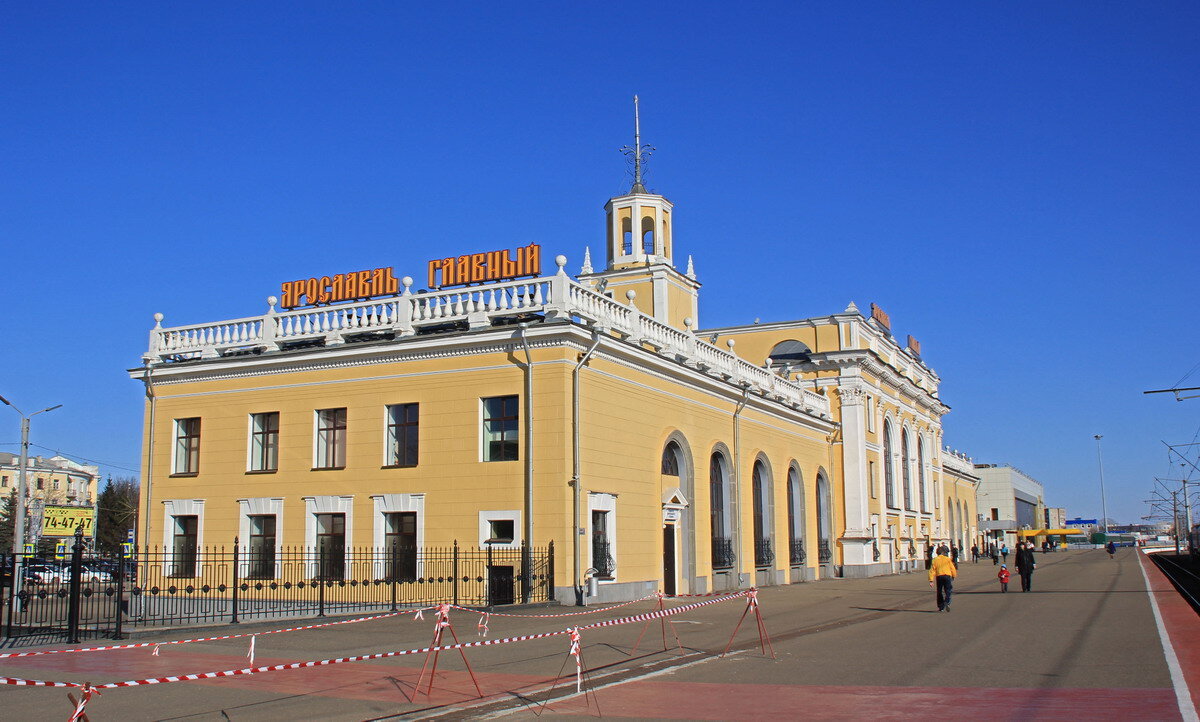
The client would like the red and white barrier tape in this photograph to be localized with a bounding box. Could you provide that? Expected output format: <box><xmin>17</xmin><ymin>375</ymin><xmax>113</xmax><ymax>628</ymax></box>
<box><xmin>448</xmin><ymin>593</ymin><xmax>657</xmax><ymax>620</ymax></box>
<box><xmin>67</xmin><ymin>683</ymin><xmax>100</xmax><ymax>722</ymax></box>
<box><xmin>0</xmin><ymin>591</ymin><xmax>751</xmax><ymax>692</ymax></box>
<box><xmin>0</xmin><ymin>607</ymin><xmax>433</xmax><ymax>660</ymax></box>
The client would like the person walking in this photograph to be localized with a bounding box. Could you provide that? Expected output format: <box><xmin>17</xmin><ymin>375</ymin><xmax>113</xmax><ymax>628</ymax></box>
<box><xmin>990</xmin><ymin>543</ymin><xmax>998</xmax><ymax>565</ymax></box>
<box><xmin>1015</xmin><ymin>541</ymin><xmax>1037</xmax><ymax>592</ymax></box>
<box><xmin>1001</xmin><ymin>543</ymin><xmax>1009</xmax><ymax>563</ymax></box>
<box><xmin>971</xmin><ymin>544</ymin><xmax>980</xmax><ymax>563</ymax></box>
<box><xmin>950</xmin><ymin>545</ymin><xmax>960</xmax><ymax>566</ymax></box>
<box><xmin>928</xmin><ymin>545</ymin><xmax>957</xmax><ymax>612</ymax></box>
<box><xmin>997</xmin><ymin>564</ymin><xmax>1010</xmax><ymax>593</ymax></box>
<box><xmin>1106</xmin><ymin>540</ymin><xmax>1116</xmax><ymax>559</ymax></box>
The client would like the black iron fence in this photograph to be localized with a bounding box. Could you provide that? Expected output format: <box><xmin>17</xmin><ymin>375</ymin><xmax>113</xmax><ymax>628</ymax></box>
<box><xmin>789</xmin><ymin>539</ymin><xmax>806</xmax><ymax>566</ymax></box>
<box><xmin>818</xmin><ymin>539</ymin><xmax>832</xmax><ymax>563</ymax></box>
<box><xmin>712</xmin><ymin>537</ymin><xmax>735</xmax><ymax>569</ymax></box>
<box><xmin>753</xmin><ymin>539</ymin><xmax>775</xmax><ymax>567</ymax></box>
<box><xmin>3</xmin><ymin>537</ymin><xmax>554</xmax><ymax>643</ymax></box>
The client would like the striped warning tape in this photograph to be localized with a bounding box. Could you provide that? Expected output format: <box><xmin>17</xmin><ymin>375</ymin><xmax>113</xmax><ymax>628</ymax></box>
<box><xmin>0</xmin><ymin>590</ymin><xmax>752</xmax><ymax>691</ymax></box>
<box><xmin>0</xmin><ymin>606</ymin><xmax>434</xmax><ymax>660</ymax></box>
<box><xmin>448</xmin><ymin>593</ymin><xmax>657</xmax><ymax>619</ymax></box>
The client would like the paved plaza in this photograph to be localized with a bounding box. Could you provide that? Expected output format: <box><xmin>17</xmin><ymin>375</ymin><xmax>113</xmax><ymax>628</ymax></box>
<box><xmin>2</xmin><ymin>548</ymin><xmax>1197</xmax><ymax>720</ymax></box>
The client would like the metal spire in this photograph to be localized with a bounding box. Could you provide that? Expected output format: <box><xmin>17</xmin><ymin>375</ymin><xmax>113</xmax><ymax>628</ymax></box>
<box><xmin>619</xmin><ymin>94</ymin><xmax>654</xmax><ymax>194</ymax></box>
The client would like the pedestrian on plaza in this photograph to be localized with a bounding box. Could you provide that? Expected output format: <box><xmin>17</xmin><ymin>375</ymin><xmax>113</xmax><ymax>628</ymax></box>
<box><xmin>1015</xmin><ymin>541</ymin><xmax>1037</xmax><ymax>592</ymax></box>
<box><xmin>929</xmin><ymin>545</ymin><xmax>957</xmax><ymax>612</ymax></box>
<box><xmin>1001</xmin><ymin>543</ymin><xmax>1009</xmax><ymax>563</ymax></box>
<box><xmin>971</xmin><ymin>544</ymin><xmax>980</xmax><ymax>563</ymax></box>
<box><xmin>951</xmin><ymin>545</ymin><xmax>960</xmax><ymax>565</ymax></box>
<box><xmin>997</xmin><ymin>564</ymin><xmax>1010</xmax><ymax>593</ymax></box>
<box><xmin>1106</xmin><ymin>540</ymin><xmax>1116</xmax><ymax>559</ymax></box>
<box><xmin>989</xmin><ymin>543</ymin><xmax>998</xmax><ymax>565</ymax></box>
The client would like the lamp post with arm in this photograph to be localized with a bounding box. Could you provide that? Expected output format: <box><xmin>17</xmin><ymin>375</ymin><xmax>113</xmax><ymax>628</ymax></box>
<box><xmin>0</xmin><ymin>395</ymin><xmax>63</xmax><ymax>557</ymax></box>
<box><xmin>1094</xmin><ymin>434</ymin><xmax>1109</xmax><ymax>536</ymax></box>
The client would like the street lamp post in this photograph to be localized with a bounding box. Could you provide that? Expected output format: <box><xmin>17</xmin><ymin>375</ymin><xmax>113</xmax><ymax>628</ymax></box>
<box><xmin>0</xmin><ymin>395</ymin><xmax>63</xmax><ymax>557</ymax></box>
<box><xmin>1094</xmin><ymin>434</ymin><xmax>1109</xmax><ymax>536</ymax></box>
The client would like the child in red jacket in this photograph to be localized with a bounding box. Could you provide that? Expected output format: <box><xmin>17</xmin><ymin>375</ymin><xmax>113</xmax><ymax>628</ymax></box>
<box><xmin>997</xmin><ymin>564</ymin><xmax>1010</xmax><ymax>593</ymax></box>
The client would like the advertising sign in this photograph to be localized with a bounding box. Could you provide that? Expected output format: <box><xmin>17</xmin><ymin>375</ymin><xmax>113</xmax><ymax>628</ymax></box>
<box><xmin>41</xmin><ymin>506</ymin><xmax>95</xmax><ymax>537</ymax></box>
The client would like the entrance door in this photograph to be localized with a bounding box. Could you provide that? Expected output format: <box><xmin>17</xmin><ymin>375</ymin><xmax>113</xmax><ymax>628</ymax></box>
<box><xmin>662</xmin><ymin>525</ymin><xmax>676</xmax><ymax>596</ymax></box>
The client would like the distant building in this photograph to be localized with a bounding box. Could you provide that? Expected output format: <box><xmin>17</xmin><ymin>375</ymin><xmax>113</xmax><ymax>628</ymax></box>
<box><xmin>1044</xmin><ymin>507</ymin><xmax>1066</xmax><ymax>529</ymax></box>
<box><xmin>974</xmin><ymin>464</ymin><xmax>1045</xmax><ymax>547</ymax></box>
<box><xmin>940</xmin><ymin>448</ymin><xmax>980</xmax><ymax>551</ymax></box>
<box><xmin>0</xmin><ymin>453</ymin><xmax>98</xmax><ymax>508</ymax></box>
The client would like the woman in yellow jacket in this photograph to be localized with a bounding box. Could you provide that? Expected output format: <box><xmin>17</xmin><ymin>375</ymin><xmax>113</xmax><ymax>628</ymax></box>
<box><xmin>928</xmin><ymin>545</ymin><xmax>958</xmax><ymax>612</ymax></box>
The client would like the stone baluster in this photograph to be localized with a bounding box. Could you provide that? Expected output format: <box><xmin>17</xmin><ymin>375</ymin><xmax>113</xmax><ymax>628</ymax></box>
<box><xmin>262</xmin><ymin>297</ymin><xmax>280</xmax><ymax>352</ymax></box>
<box><xmin>394</xmin><ymin>277</ymin><xmax>415</xmax><ymax>336</ymax></box>
<box><xmin>145</xmin><ymin>313</ymin><xmax>165</xmax><ymax>361</ymax></box>
<box><xmin>544</xmin><ymin>255</ymin><xmax>570</xmax><ymax>321</ymax></box>
<box><xmin>623</xmin><ymin>290</ymin><xmax>642</xmax><ymax>344</ymax></box>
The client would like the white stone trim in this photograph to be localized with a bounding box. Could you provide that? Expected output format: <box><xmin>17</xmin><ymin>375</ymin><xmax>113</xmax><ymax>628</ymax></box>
<box><xmin>302</xmin><ymin>495</ymin><xmax>354</xmax><ymax>578</ymax></box>
<box><xmin>477</xmin><ymin>510</ymin><xmax>521</xmax><ymax>550</ymax></box>
<box><xmin>588</xmin><ymin>492</ymin><xmax>617</xmax><ymax>581</ymax></box>
<box><xmin>371</xmin><ymin>493</ymin><xmax>425</xmax><ymax>578</ymax></box>
<box><xmin>237</xmin><ymin>497</ymin><xmax>284</xmax><ymax>577</ymax></box>
<box><xmin>161</xmin><ymin>498</ymin><xmax>205</xmax><ymax>577</ymax></box>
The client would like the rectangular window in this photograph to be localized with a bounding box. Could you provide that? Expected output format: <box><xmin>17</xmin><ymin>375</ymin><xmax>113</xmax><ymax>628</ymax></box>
<box><xmin>37</xmin><ymin>478</ymin><xmax>45</xmax><ymax>490</ymax></box>
<box><xmin>385</xmin><ymin>403</ymin><xmax>419</xmax><ymax>467</ymax></box>
<box><xmin>482</xmin><ymin>396</ymin><xmax>519</xmax><ymax>462</ymax></box>
<box><xmin>52</xmin><ymin>479</ymin><xmax>60</xmax><ymax>491</ymax></box>
<box><xmin>171</xmin><ymin>515</ymin><xmax>199</xmax><ymax>577</ymax></box>
<box><xmin>383</xmin><ymin>511</ymin><xmax>417</xmax><ymax>581</ymax></box>
<box><xmin>315</xmin><ymin>512</ymin><xmax>345</xmax><ymax>579</ymax></box>
<box><xmin>249</xmin><ymin>412</ymin><xmax>280</xmax><ymax>472</ymax></box>
<box><xmin>486</xmin><ymin>519</ymin><xmax>515</xmax><ymax>544</ymax></box>
<box><xmin>869</xmin><ymin>460</ymin><xmax>877</xmax><ymax>499</ymax></box>
<box><xmin>174</xmin><ymin>417</ymin><xmax>201</xmax><ymax>475</ymax></box>
<box><xmin>1</xmin><ymin>476</ymin><xmax>7</xmax><ymax>487</ymax></box>
<box><xmin>991</xmin><ymin>508</ymin><xmax>1000</xmax><ymax>521</ymax></box>
<box><xmin>246</xmin><ymin>515</ymin><xmax>277</xmax><ymax>578</ymax></box>
<box><xmin>315</xmin><ymin>408</ymin><xmax>347</xmax><ymax>469</ymax></box>
<box><xmin>592</xmin><ymin>510</ymin><xmax>613</xmax><ymax>579</ymax></box>
<box><xmin>866</xmin><ymin>396</ymin><xmax>876</xmax><ymax>433</ymax></box>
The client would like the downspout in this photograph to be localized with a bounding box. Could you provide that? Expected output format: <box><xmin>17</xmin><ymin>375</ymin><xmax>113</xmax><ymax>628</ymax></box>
<box><xmin>517</xmin><ymin>324</ymin><xmax>535</xmax><ymax>604</ymax></box>
<box><xmin>140</xmin><ymin>359</ymin><xmax>156</xmax><ymax>555</ymax></box>
<box><xmin>572</xmin><ymin>327</ymin><xmax>603</xmax><ymax>605</ymax></box>
<box><xmin>733</xmin><ymin>383</ymin><xmax>749</xmax><ymax>587</ymax></box>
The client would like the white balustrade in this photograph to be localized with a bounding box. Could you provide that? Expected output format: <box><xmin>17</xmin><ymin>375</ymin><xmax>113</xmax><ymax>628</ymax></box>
<box><xmin>145</xmin><ymin>266</ymin><xmax>831</xmax><ymax>419</ymax></box>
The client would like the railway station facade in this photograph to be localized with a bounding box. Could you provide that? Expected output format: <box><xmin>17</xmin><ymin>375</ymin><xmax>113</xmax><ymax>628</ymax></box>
<box><xmin>130</xmin><ymin>163</ymin><xmax>966</xmax><ymax>602</ymax></box>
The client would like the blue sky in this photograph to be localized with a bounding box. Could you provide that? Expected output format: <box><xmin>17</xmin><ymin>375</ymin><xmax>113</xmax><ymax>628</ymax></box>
<box><xmin>2</xmin><ymin>3</ymin><xmax>1198</xmax><ymax>524</ymax></box>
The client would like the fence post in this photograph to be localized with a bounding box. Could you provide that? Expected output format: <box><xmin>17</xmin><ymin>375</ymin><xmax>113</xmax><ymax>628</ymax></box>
<box><xmin>317</xmin><ymin>545</ymin><xmax>326</xmax><ymax>617</ymax></box>
<box><xmin>521</xmin><ymin>540</ymin><xmax>531</xmax><ymax>605</ymax></box>
<box><xmin>231</xmin><ymin>536</ymin><xmax>240</xmax><ymax>624</ymax></box>
<box><xmin>67</xmin><ymin>526</ymin><xmax>85</xmax><ymax>644</ymax></box>
<box><xmin>452</xmin><ymin>541</ymin><xmax>459</xmax><ymax>606</ymax></box>
<box><xmin>389</xmin><ymin>543</ymin><xmax>397</xmax><ymax>612</ymax></box>
<box><xmin>113</xmin><ymin>551</ymin><xmax>125</xmax><ymax>639</ymax></box>
<box><xmin>4</xmin><ymin>552</ymin><xmax>14</xmax><ymax>638</ymax></box>
<box><xmin>547</xmin><ymin>541</ymin><xmax>555</xmax><ymax>602</ymax></box>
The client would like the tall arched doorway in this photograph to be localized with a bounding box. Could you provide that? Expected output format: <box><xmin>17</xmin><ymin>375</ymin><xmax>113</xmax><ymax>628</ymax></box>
<box><xmin>883</xmin><ymin>421</ymin><xmax>896</xmax><ymax>509</ymax></box>
<box><xmin>660</xmin><ymin>438</ymin><xmax>693</xmax><ymax>596</ymax></box>
<box><xmin>787</xmin><ymin>466</ymin><xmax>806</xmax><ymax>575</ymax></box>
<box><xmin>751</xmin><ymin>458</ymin><xmax>774</xmax><ymax>585</ymax></box>
<box><xmin>816</xmin><ymin>469</ymin><xmax>833</xmax><ymax>574</ymax></box>
<box><xmin>709</xmin><ymin>449</ymin><xmax>736</xmax><ymax>590</ymax></box>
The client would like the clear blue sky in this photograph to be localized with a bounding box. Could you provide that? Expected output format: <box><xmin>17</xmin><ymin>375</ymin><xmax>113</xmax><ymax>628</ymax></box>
<box><xmin>2</xmin><ymin>3</ymin><xmax>1198</xmax><ymax>524</ymax></box>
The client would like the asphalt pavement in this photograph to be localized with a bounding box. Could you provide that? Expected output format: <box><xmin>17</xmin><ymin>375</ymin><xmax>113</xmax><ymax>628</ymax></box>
<box><xmin>1</xmin><ymin>547</ymin><xmax>1194</xmax><ymax>720</ymax></box>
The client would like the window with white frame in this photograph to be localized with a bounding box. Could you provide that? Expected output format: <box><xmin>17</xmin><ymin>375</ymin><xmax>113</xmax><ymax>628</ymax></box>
<box><xmin>588</xmin><ymin>493</ymin><xmax>617</xmax><ymax>579</ymax></box>
<box><xmin>477</xmin><ymin>510</ymin><xmax>521</xmax><ymax>549</ymax></box>
<box><xmin>249</xmin><ymin>412</ymin><xmax>279</xmax><ymax>472</ymax></box>
<box><xmin>173</xmin><ymin>417</ymin><xmax>201</xmax><ymax>475</ymax></box>
<box><xmin>314</xmin><ymin>408</ymin><xmax>347</xmax><ymax>469</ymax></box>
<box><xmin>481</xmin><ymin>396</ymin><xmax>519</xmax><ymax>461</ymax></box>
<box><xmin>385</xmin><ymin>403</ymin><xmax>419</xmax><ymax>467</ymax></box>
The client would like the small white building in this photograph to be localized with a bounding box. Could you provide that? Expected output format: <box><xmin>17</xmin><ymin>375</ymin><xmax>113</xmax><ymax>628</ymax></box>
<box><xmin>974</xmin><ymin>464</ymin><xmax>1045</xmax><ymax>548</ymax></box>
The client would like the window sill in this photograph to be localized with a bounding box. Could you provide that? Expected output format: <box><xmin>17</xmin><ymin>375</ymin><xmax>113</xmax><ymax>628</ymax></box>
<box><xmin>169</xmin><ymin>472</ymin><xmax>198</xmax><ymax>478</ymax></box>
<box><xmin>481</xmin><ymin>459</ymin><xmax>520</xmax><ymax>463</ymax></box>
<box><xmin>245</xmin><ymin>470</ymin><xmax>277</xmax><ymax>475</ymax></box>
<box><xmin>310</xmin><ymin>467</ymin><xmax>346</xmax><ymax>472</ymax></box>
<box><xmin>381</xmin><ymin>464</ymin><xmax>417</xmax><ymax>470</ymax></box>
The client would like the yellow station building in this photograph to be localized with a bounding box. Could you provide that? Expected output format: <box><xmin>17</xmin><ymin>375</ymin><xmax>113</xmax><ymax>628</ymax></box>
<box><xmin>131</xmin><ymin>144</ymin><xmax>964</xmax><ymax>603</ymax></box>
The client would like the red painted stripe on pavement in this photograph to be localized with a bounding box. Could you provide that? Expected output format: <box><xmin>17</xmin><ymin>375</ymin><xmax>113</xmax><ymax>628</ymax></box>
<box><xmin>1140</xmin><ymin>551</ymin><xmax>1200</xmax><ymax>716</ymax></box>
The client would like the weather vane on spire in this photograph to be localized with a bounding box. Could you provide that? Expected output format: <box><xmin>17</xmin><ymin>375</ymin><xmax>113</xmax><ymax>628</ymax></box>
<box><xmin>619</xmin><ymin>94</ymin><xmax>654</xmax><ymax>194</ymax></box>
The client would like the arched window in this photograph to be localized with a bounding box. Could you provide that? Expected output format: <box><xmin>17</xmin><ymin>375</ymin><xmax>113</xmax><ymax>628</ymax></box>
<box><xmin>816</xmin><ymin>470</ymin><xmax>833</xmax><ymax>563</ymax></box>
<box><xmin>661</xmin><ymin>442</ymin><xmax>681</xmax><ymax>476</ymax></box>
<box><xmin>918</xmin><ymin>437</ymin><xmax>927</xmax><ymax>512</ymax></box>
<box><xmin>621</xmin><ymin>217</ymin><xmax>633</xmax><ymax>255</ymax></box>
<box><xmin>709</xmin><ymin>453</ymin><xmax>733</xmax><ymax>569</ymax></box>
<box><xmin>752</xmin><ymin>461</ymin><xmax>773</xmax><ymax>567</ymax></box>
<box><xmin>901</xmin><ymin>429</ymin><xmax>913</xmax><ymax>510</ymax></box>
<box><xmin>642</xmin><ymin>216</ymin><xmax>655</xmax><ymax>255</ymax></box>
<box><xmin>787</xmin><ymin>467</ymin><xmax>805</xmax><ymax>566</ymax></box>
<box><xmin>883</xmin><ymin>421</ymin><xmax>896</xmax><ymax>508</ymax></box>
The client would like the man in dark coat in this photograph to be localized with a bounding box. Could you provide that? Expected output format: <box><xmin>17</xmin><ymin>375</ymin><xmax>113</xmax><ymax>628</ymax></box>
<box><xmin>1014</xmin><ymin>541</ymin><xmax>1037</xmax><ymax>592</ymax></box>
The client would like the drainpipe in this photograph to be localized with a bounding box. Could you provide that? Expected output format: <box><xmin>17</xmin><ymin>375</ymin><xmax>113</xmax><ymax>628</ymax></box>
<box><xmin>733</xmin><ymin>383</ymin><xmax>750</xmax><ymax>586</ymax></box>
<box><xmin>140</xmin><ymin>359</ymin><xmax>156</xmax><ymax>556</ymax></box>
<box><xmin>516</xmin><ymin>324</ymin><xmax>535</xmax><ymax>604</ymax></box>
<box><xmin>572</xmin><ymin>327</ymin><xmax>603</xmax><ymax>605</ymax></box>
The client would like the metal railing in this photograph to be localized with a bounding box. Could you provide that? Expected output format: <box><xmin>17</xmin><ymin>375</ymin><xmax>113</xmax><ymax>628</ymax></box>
<box><xmin>711</xmin><ymin>537</ymin><xmax>735</xmax><ymax>569</ymax></box>
<box><xmin>591</xmin><ymin>540</ymin><xmax>615</xmax><ymax>578</ymax></box>
<box><xmin>3</xmin><ymin>539</ymin><xmax>554</xmax><ymax>642</ymax></box>
<box><xmin>789</xmin><ymin>539</ymin><xmax>806</xmax><ymax>566</ymax></box>
<box><xmin>754</xmin><ymin>539</ymin><xmax>775</xmax><ymax>567</ymax></box>
<box><xmin>818</xmin><ymin>539</ymin><xmax>832</xmax><ymax>563</ymax></box>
